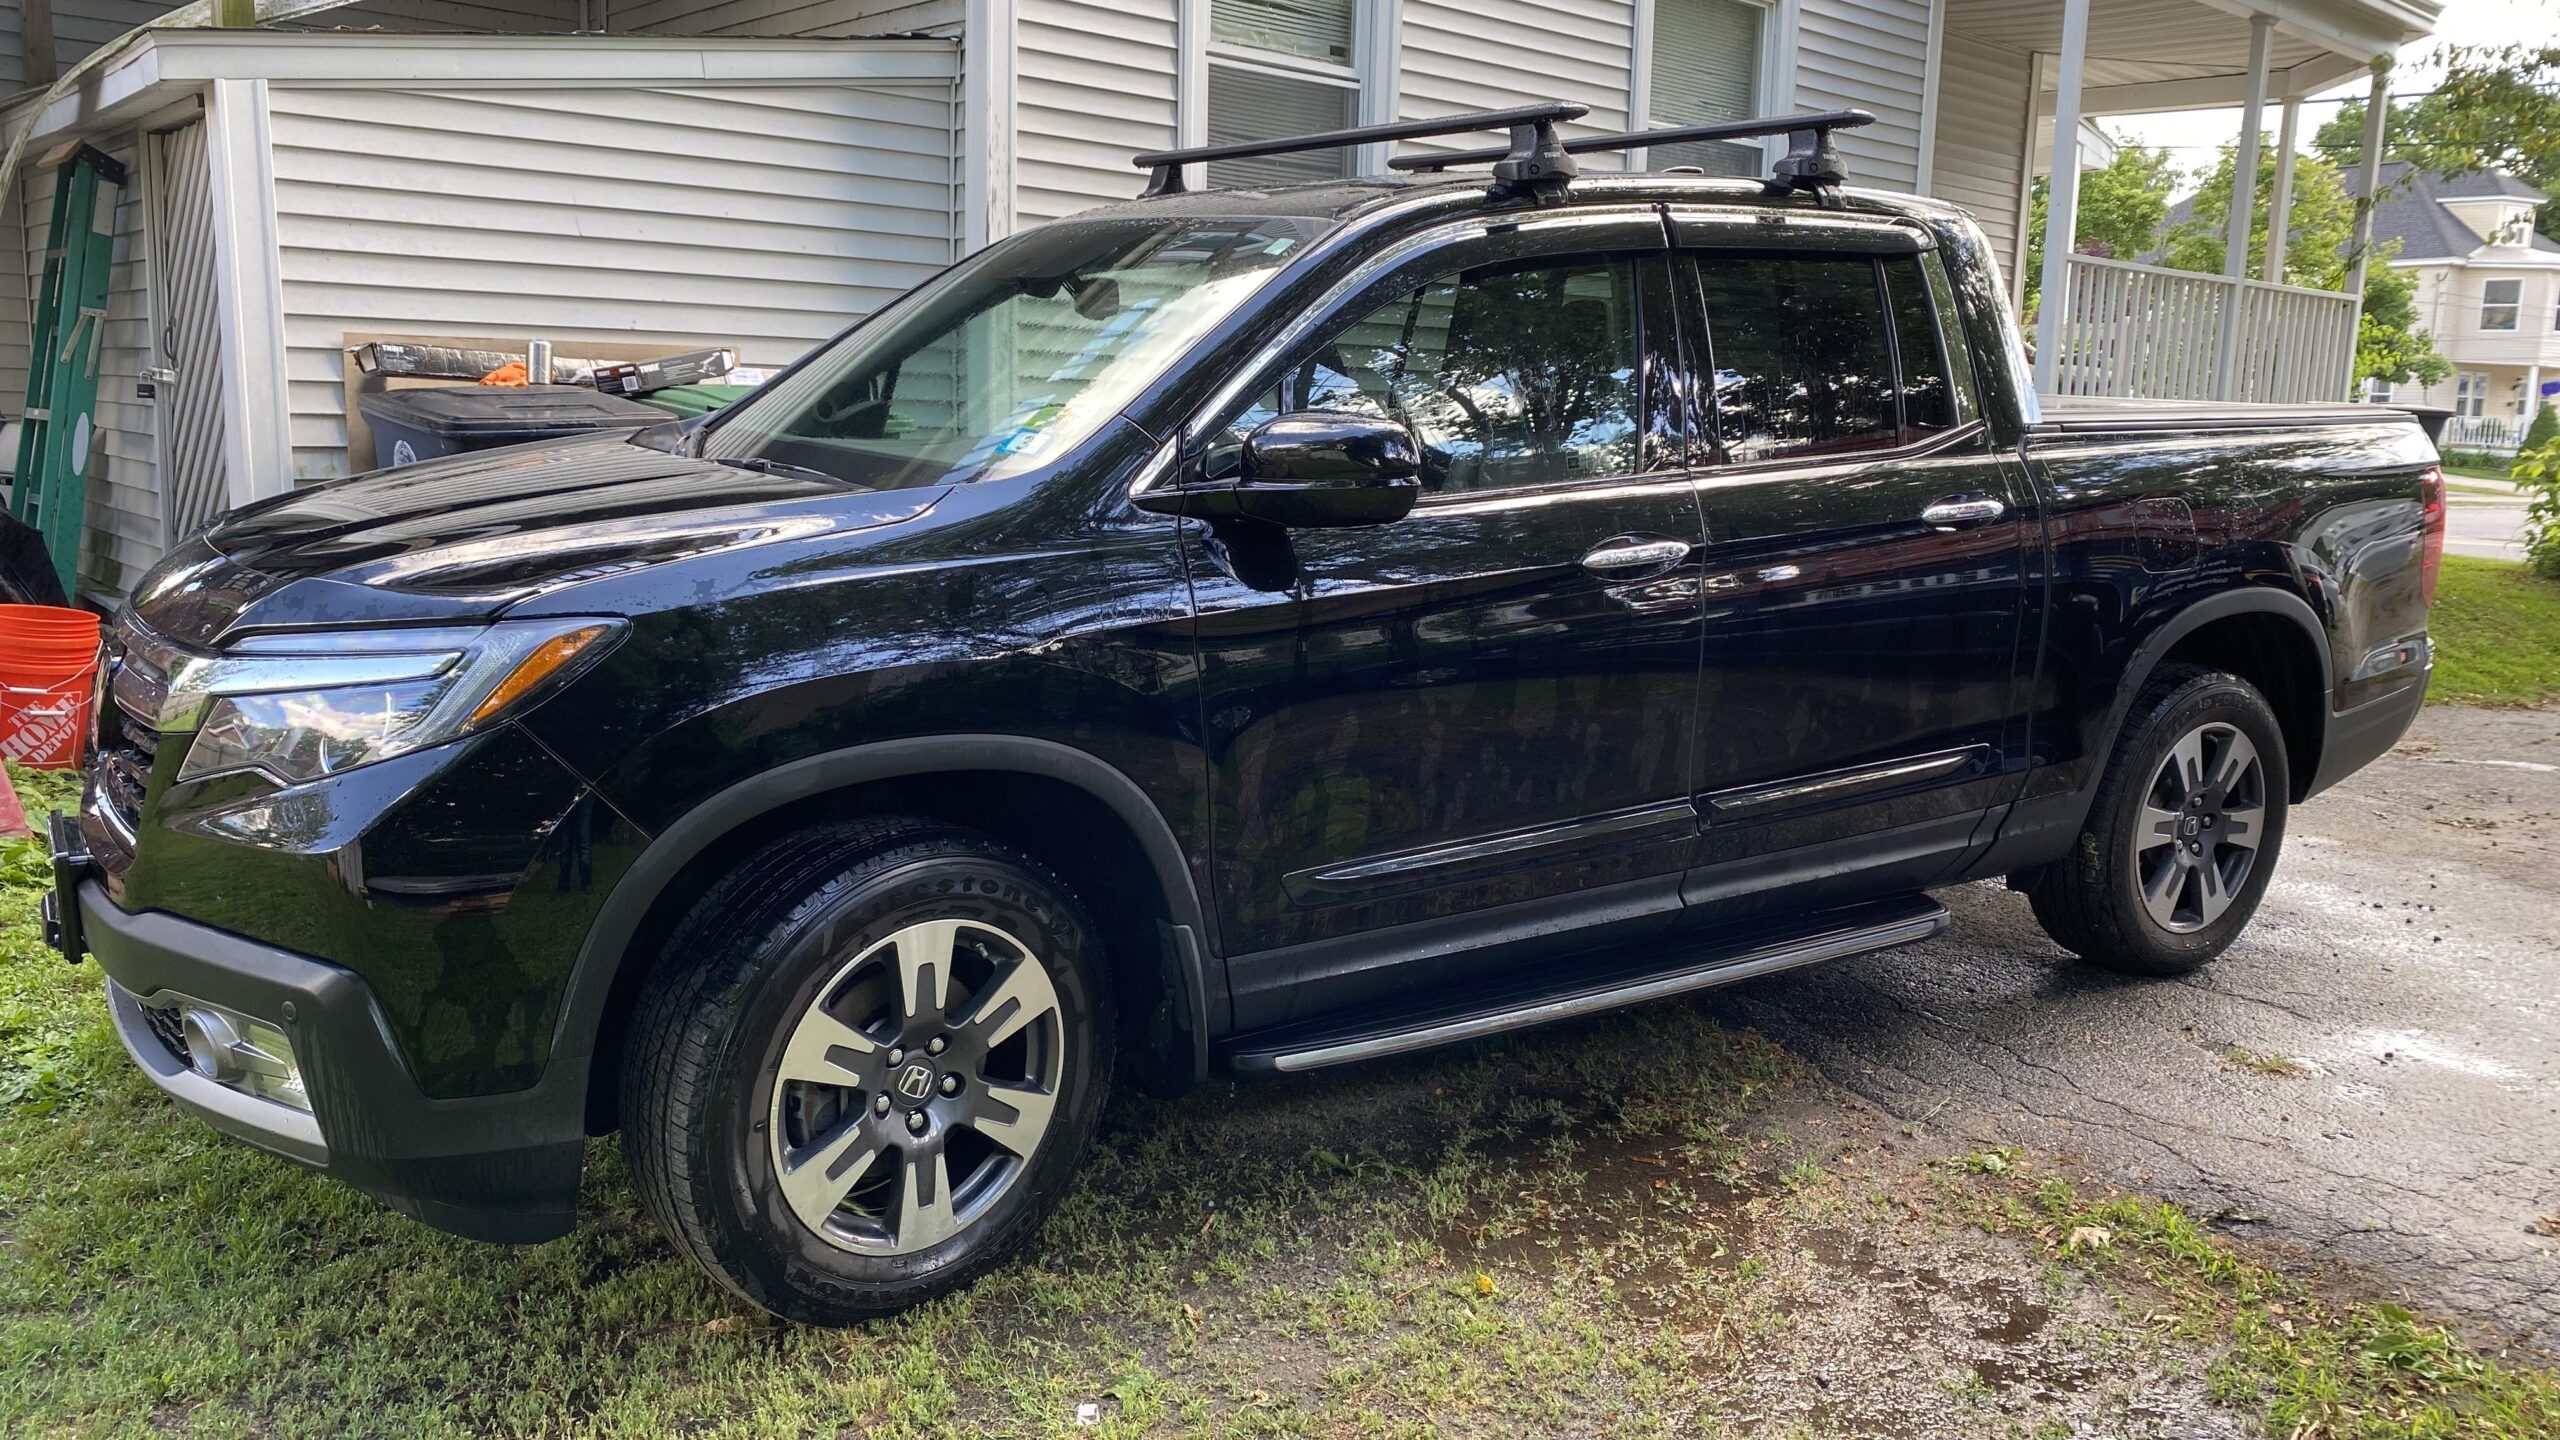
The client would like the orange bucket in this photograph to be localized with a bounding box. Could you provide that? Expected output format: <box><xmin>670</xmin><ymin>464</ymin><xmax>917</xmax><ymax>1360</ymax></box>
<box><xmin>0</xmin><ymin>605</ymin><xmax>100</xmax><ymax>769</ymax></box>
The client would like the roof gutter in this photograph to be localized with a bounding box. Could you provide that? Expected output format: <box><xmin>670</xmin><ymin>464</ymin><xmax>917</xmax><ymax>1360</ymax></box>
<box><xmin>0</xmin><ymin>0</ymin><xmax>366</xmax><ymax>215</ymax></box>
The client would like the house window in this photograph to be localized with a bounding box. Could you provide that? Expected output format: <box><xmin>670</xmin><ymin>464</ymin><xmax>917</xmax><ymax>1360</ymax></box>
<box><xmin>2362</xmin><ymin>377</ymin><xmax>2392</xmax><ymax>404</ymax></box>
<box><xmin>2480</xmin><ymin>278</ymin><xmax>2521</xmax><ymax>331</ymax></box>
<box><xmin>2455</xmin><ymin>372</ymin><xmax>2489</xmax><ymax>418</ymax></box>
<box><xmin>1206</xmin><ymin>0</ymin><xmax>1362</xmax><ymax>189</ymax></box>
<box><xmin>1647</xmin><ymin>0</ymin><xmax>1766</xmax><ymax>176</ymax></box>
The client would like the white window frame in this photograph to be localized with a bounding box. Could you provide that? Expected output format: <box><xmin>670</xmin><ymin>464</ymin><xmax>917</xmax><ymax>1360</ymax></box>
<box><xmin>1627</xmin><ymin>0</ymin><xmax>1785</xmax><ymax>173</ymax></box>
<box><xmin>1180</xmin><ymin>0</ymin><xmax>1394</xmax><ymax>182</ymax></box>
<box><xmin>2455</xmin><ymin>371</ymin><xmax>2489</xmax><ymax>418</ymax></box>
<box><xmin>2480</xmin><ymin>277</ymin><xmax>2521</xmax><ymax>331</ymax></box>
<box><xmin>2362</xmin><ymin>376</ymin><xmax>2392</xmax><ymax>404</ymax></box>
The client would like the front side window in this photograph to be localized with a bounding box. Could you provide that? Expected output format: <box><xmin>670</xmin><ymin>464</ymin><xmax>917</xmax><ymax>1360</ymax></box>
<box><xmin>1207</xmin><ymin>0</ymin><xmax>1361</xmax><ymax>188</ymax></box>
<box><xmin>1221</xmin><ymin>254</ymin><xmax>1675</xmax><ymax>494</ymax></box>
<box><xmin>1647</xmin><ymin>0</ymin><xmax>1766</xmax><ymax>175</ymax></box>
<box><xmin>704</xmin><ymin>216</ymin><xmax>1320</xmax><ymax>489</ymax></box>
<box><xmin>1692</xmin><ymin>254</ymin><xmax>1900</xmax><ymax>461</ymax></box>
<box><xmin>2481</xmin><ymin>278</ymin><xmax>2521</xmax><ymax>331</ymax></box>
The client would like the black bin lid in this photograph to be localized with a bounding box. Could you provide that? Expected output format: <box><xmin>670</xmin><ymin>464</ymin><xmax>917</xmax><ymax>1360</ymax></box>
<box><xmin>357</xmin><ymin>383</ymin><xmax>670</xmax><ymax>435</ymax></box>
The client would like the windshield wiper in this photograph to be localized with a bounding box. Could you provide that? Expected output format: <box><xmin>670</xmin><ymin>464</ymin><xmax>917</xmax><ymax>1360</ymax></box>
<box><xmin>704</xmin><ymin>454</ymin><xmax>860</xmax><ymax>488</ymax></box>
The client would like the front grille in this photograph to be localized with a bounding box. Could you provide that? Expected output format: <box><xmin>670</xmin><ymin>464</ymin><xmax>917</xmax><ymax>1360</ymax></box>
<box><xmin>88</xmin><ymin>617</ymin><xmax>169</xmax><ymax>844</ymax></box>
<box><xmin>140</xmin><ymin>998</ymin><xmax>192</xmax><ymax>1069</ymax></box>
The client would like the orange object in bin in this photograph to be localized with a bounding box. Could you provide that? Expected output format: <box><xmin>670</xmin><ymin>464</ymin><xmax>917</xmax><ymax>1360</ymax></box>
<box><xmin>0</xmin><ymin>604</ymin><xmax>101</xmax><ymax>769</ymax></box>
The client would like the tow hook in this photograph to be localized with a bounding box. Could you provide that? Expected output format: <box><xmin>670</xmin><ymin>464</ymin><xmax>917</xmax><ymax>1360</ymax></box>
<box><xmin>44</xmin><ymin>810</ymin><xmax>89</xmax><ymax>964</ymax></box>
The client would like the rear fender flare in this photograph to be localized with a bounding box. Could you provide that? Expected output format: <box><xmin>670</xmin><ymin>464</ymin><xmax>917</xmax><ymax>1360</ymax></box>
<box><xmin>2090</xmin><ymin>585</ymin><xmax>2334</xmax><ymax>795</ymax></box>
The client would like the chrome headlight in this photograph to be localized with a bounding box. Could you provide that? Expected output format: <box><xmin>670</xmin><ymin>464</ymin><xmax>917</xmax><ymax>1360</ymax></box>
<box><xmin>173</xmin><ymin>618</ymin><xmax>622</xmax><ymax>786</ymax></box>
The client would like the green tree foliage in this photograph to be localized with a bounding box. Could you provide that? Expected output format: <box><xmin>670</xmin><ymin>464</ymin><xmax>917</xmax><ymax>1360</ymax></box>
<box><xmin>2509</xmin><ymin>438</ymin><xmax>2560</xmax><ymax>579</ymax></box>
<box><xmin>2160</xmin><ymin>142</ymin><xmax>2447</xmax><ymax>389</ymax></box>
<box><xmin>2021</xmin><ymin>135</ymin><xmax>2181</xmax><ymax>311</ymax></box>
<box><xmin>2315</xmin><ymin>45</ymin><xmax>2560</xmax><ymax>244</ymax></box>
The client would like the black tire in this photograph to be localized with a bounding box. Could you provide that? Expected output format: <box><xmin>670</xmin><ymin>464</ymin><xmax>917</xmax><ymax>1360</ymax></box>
<box><xmin>2027</xmin><ymin>664</ymin><xmax>2290</xmax><ymax>977</ymax></box>
<box><xmin>621</xmin><ymin>818</ymin><xmax>1114</xmax><ymax>1323</ymax></box>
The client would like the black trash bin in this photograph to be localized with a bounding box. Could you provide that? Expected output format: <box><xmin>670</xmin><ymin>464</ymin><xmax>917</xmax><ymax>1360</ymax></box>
<box><xmin>358</xmin><ymin>384</ymin><xmax>669</xmax><ymax>469</ymax></box>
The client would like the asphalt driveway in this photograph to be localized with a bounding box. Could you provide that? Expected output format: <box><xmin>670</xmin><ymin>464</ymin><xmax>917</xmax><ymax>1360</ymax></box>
<box><xmin>1707</xmin><ymin>703</ymin><xmax>2560</xmax><ymax>1355</ymax></box>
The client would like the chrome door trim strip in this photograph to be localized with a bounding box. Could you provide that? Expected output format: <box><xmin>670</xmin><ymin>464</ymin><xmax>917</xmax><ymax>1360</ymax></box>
<box><xmin>1284</xmin><ymin>799</ymin><xmax>1697</xmax><ymax>904</ymax></box>
<box><xmin>1703</xmin><ymin>745</ymin><xmax>1992</xmax><ymax>821</ymax></box>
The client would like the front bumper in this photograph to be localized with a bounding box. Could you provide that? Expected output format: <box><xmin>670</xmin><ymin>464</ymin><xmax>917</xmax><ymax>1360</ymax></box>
<box><xmin>70</xmin><ymin>874</ymin><xmax>589</xmax><ymax>1244</ymax></box>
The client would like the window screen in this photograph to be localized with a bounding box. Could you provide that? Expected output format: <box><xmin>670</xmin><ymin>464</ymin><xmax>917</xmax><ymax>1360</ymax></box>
<box><xmin>1214</xmin><ymin>0</ymin><xmax>1354</xmax><ymax>63</ymax></box>
<box><xmin>1884</xmin><ymin>256</ymin><xmax>1956</xmax><ymax>438</ymax></box>
<box><xmin>2480</xmin><ymin>278</ymin><xmax>2521</xmax><ymax>331</ymax></box>
<box><xmin>1205</xmin><ymin>65</ymin><xmax>1356</xmax><ymax>188</ymax></box>
<box><xmin>1648</xmin><ymin>0</ymin><xmax>1763</xmax><ymax>176</ymax></box>
<box><xmin>1227</xmin><ymin>256</ymin><xmax>1662</xmax><ymax>494</ymax></box>
<box><xmin>1693</xmin><ymin>255</ymin><xmax>1899</xmax><ymax>461</ymax></box>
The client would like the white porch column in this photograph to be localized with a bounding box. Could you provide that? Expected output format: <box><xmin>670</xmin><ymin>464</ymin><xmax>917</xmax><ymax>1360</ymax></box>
<box><xmin>2264</xmin><ymin>95</ymin><xmax>2301</xmax><ymax>283</ymax></box>
<box><xmin>2342</xmin><ymin>59</ymin><xmax>2391</xmax><ymax>399</ymax></box>
<box><xmin>2215</xmin><ymin>12</ymin><xmax>2273</xmax><ymax>400</ymax></box>
<box><xmin>2030</xmin><ymin>0</ymin><xmax>2091</xmax><ymax>395</ymax></box>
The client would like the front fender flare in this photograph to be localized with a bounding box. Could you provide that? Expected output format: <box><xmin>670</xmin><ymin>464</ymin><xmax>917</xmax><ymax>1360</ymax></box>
<box><xmin>549</xmin><ymin>735</ymin><xmax>1217</xmax><ymax>1121</ymax></box>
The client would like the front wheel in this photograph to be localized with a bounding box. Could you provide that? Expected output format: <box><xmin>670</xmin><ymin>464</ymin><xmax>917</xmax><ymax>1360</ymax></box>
<box><xmin>621</xmin><ymin>820</ymin><xmax>1114</xmax><ymax>1323</ymax></box>
<box><xmin>2027</xmin><ymin>665</ymin><xmax>2289</xmax><ymax>977</ymax></box>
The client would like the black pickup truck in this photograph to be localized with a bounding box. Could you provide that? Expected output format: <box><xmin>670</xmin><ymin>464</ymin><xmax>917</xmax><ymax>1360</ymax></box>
<box><xmin>47</xmin><ymin>105</ymin><xmax>2443</xmax><ymax>1322</ymax></box>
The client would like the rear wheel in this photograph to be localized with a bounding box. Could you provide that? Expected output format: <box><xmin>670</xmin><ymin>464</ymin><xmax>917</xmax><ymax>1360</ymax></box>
<box><xmin>621</xmin><ymin>820</ymin><xmax>1113</xmax><ymax>1323</ymax></box>
<box><xmin>2027</xmin><ymin>665</ymin><xmax>2289</xmax><ymax>977</ymax></box>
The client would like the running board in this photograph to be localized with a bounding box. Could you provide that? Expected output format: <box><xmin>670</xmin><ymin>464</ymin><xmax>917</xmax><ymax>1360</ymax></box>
<box><xmin>1221</xmin><ymin>895</ymin><xmax>1948</xmax><ymax>1075</ymax></box>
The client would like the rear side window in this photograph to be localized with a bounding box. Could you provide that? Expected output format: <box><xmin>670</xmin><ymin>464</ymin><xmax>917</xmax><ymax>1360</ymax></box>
<box><xmin>1884</xmin><ymin>256</ymin><xmax>1957</xmax><ymax>436</ymax></box>
<box><xmin>1691</xmin><ymin>255</ymin><xmax>1899</xmax><ymax>461</ymax></box>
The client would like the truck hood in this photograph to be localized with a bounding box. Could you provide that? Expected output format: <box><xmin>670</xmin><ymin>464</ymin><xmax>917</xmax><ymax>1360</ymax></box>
<box><xmin>131</xmin><ymin>433</ymin><xmax>948</xmax><ymax>647</ymax></box>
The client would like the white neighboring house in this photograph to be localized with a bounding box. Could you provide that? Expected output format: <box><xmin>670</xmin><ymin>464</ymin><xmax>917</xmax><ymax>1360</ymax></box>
<box><xmin>2350</xmin><ymin>163</ymin><xmax>2557</xmax><ymax>454</ymax></box>
<box><xmin>0</xmin><ymin>0</ymin><xmax>2439</xmax><ymax>605</ymax></box>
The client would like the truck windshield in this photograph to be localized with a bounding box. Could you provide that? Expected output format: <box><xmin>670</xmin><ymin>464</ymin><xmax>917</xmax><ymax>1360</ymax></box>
<box><xmin>701</xmin><ymin>215</ymin><xmax>1324</xmax><ymax>489</ymax></box>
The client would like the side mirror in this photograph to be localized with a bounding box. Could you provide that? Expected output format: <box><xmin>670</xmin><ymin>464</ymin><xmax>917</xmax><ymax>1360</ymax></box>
<box><xmin>1141</xmin><ymin>411</ymin><xmax>1422</xmax><ymax>528</ymax></box>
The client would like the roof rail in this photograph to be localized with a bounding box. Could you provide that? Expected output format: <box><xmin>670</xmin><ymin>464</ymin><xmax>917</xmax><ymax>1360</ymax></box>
<box><xmin>1133</xmin><ymin>102</ymin><xmax>1590</xmax><ymax>204</ymax></box>
<box><xmin>1389</xmin><ymin>108</ymin><xmax>1877</xmax><ymax>205</ymax></box>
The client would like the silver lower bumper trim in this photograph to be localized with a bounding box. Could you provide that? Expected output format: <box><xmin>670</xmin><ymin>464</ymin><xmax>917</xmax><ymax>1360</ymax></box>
<box><xmin>105</xmin><ymin>980</ymin><xmax>329</xmax><ymax>1166</ymax></box>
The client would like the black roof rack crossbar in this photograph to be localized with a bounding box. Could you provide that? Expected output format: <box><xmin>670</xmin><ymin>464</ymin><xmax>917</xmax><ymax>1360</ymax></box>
<box><xmin>1134</xmin><ymin>101</ymin><xmax>1590</xmax><ymax>202</ymax></box>
<box><xmin>1389</xmin><ymin>108</ymin><xmax>1875</xmax><ymax>199</ymax></box>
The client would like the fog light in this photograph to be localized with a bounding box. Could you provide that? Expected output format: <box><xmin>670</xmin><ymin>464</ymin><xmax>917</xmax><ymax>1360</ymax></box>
<box><xmin>172</xmin><ymin>1000</ymin><xmax>309</xmax><ymax>1112</ymax></box>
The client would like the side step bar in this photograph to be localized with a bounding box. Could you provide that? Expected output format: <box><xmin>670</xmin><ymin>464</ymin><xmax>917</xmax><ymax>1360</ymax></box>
<box><xmin>1222</xmin><ymin>895</ymin><xmax>1948</xmax><ymax>1075</ymax></box>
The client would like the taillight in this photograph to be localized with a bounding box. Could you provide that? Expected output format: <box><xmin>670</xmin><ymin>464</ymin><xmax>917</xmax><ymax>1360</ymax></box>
<box><xmin>2418</xmin><ymin>464</ymin><xmax>2446</xmax><ymax>608</ymax></box>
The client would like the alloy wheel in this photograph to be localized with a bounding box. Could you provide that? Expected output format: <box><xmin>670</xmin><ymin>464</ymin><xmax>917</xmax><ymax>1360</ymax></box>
<box><xmin>2129</xmin><ymin>721</ymin><xmax>2267</xmax><ymax>934</ymax></box>
<box><xmin>767</xmin><ymin>918</ymin><xmax>1065</xmax><ymax>1254</ymax></box>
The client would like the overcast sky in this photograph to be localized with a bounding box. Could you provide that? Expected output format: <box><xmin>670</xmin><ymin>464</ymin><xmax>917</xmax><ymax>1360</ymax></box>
<box><xmin>2107</xmin><ymin>0</ymin><xmax>2557</xmax><ymax>195</ymax></box>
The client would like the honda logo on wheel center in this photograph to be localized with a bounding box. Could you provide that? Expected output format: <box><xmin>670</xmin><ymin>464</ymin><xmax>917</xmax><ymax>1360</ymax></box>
<box><xmin>896</xmin><ymin>1063</ymin><xmax>936</xmax><ymax>1102</ymax></box>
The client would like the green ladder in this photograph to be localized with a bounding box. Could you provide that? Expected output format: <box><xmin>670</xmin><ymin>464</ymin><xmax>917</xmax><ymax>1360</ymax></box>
<box><xmin>9</xmin><ymin>144</ymin><xmax>126</xmax><ymax>598</ymax></box>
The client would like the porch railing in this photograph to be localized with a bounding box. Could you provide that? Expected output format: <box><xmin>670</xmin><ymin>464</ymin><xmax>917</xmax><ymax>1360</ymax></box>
<box><xmin>2046</xmin><ymin>254</ymin><xmax>2360</xmax><ymax>405</ymax></box>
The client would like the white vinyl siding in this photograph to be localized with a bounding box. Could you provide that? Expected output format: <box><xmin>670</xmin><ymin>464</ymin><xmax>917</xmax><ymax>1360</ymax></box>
<box><xmin>1930</xmin><ymin>29</ymin><xmax>2029</xmax><ymax>264</ymax></box>
<box><xmin>14</xmin><ymin>135</ymin><xmax>159</xmax><ymax>600</ymax></box>
<box><xmin>1398</xmin><ymin>0</ymin><xmax>1635</xmax><ymax>167</ymax></box>
<box><xmin>1014</xmin><ymin>0</ymin><xmax>1178</xmax><ymax>225</ymax></box>
<box><xmin>1792</xmin><ymin>0</ymin><xmax>1927</xmax><ymax>194</ymax></box>
<box><xmin>262</xmin><ymin>64</ymin><xmax>960</xmax><ymax>480</ymax></box>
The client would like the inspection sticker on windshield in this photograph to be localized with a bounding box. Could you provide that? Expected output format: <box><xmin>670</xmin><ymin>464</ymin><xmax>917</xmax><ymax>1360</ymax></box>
<box><xmin>994</xmin><ymin>403</ymin><xmax>1067</xmax><ymax>457</ymax></box>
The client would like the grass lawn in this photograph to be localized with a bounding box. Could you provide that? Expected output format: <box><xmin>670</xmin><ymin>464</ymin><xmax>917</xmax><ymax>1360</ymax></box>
<box><xmin>2428</xmin><ymin>556</ymin><xmax>2560</xmax><ymax>707</ymax></box>
<box><xmin>3</xmin><ymin>755</ymin><xmax>2556</xmax><ymax>1437</ymax></box>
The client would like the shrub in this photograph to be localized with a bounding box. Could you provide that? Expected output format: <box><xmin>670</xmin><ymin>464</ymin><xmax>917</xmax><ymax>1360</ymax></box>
<box><xmin>2525</xmin><ymin>403</ymin><xmax>2559</xmax><ymax>455</ymax></box>
<box><xmin>2510</xmin><ymin>438</ymin><xmax>2560</xmax><ymax>579</ymax></box>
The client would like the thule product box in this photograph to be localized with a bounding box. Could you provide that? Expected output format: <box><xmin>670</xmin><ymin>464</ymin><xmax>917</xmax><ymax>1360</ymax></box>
<box><xmin>358</xmin><ymin>384</ymin><xmax>667</xmax><ymax>469</ymax></box>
